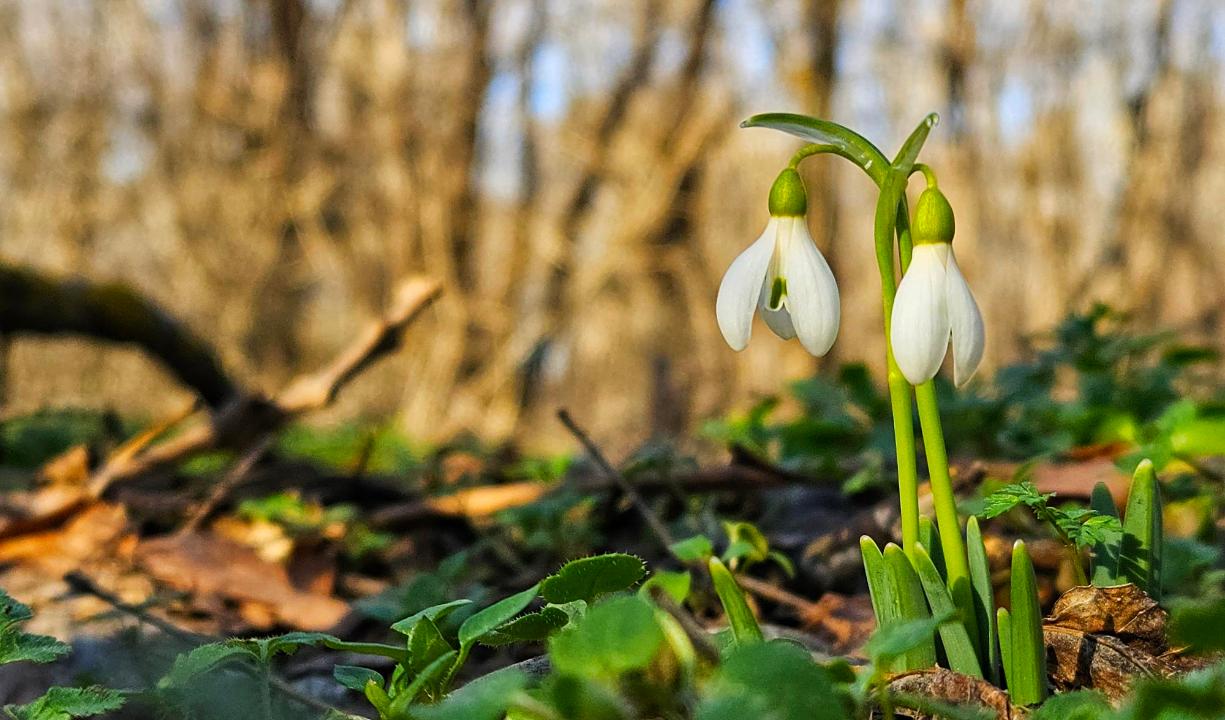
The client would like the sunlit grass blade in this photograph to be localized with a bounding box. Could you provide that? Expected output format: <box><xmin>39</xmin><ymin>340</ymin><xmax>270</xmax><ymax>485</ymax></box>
<box><xmin>1089</xmin><ymin>481</ymin><xmax>1123</xmax><ymax>587</ymax></box>
<box><xmin>911</xmin><ymin>544</ymin><xmax>983</xmax><ymax>678</ymax></box>
<box><xmin>966</xmin><ymin>516</ymin><xmax>998</xmax><ymax>684</ymax></box>
<box><xmin>884</xmin><ymin>543</ymin><xmax>936</xmax><ymax>670</ymax></box>
<box><xmin>997</xmin><ymin>607</ymin><xmax>1013</xmax><ymax>692</ymax></box>
<box><xmin>708</xmin><ymin>557</ymin><xmax>763</xmax><ymax>646</ymax></box>
<box><xmin>1008</xmin><ymin>540</ymin><xmax>1047</xmax><ymax>706</ymax></box>
<box><xmin>1119</xmin><ymin>459</ymin><xmax>1163</xmax><ymax>598</ymax></box>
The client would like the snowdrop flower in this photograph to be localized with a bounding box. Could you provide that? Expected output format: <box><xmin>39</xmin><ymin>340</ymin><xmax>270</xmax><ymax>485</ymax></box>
<box><xmin>716</xmin><ymin>169</ymin><xmax>840</xmax><ymax>356</ymax></box>
<box><xmin>890</xmin><ymin>186</ymin><xmax>984</xmax><ymax>387</ymax></box>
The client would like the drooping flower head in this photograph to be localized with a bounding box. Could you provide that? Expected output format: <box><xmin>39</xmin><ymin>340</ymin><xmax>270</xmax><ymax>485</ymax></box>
<box><xmin>716</xmin><ymin>168</ymin><xmax>840</xmax><ymax>356</ymax></box>
<box><xmin>890</xmin><ymin>185</ymin><xmax>984</xmax><ymax>386</ymax></box>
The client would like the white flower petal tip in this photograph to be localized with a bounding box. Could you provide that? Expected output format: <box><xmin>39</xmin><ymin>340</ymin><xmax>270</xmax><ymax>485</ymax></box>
<box><xmin>716</xmin><ymin>223</ymin><xmax>776</xmax><ymax>351</ymax></box>
<box><xmin>946</xmin><ymin>254</ymin><xmax>985</xmax><ymax>386</ymax></box>
<box><xmin>890</xmin><ymin>244</ymin><xmax>950</xmax><ymax>385</ymax></box>
<box><xmin>716</xmin><ymin>215</ymin><xmax>841</xmax><ymax>355</ymax></box>
<box><xmin>889</xmin><ymin>243</ymin><xmax>984</xmax><ymax>386</ymax></box>
<box><xmin>784</xmin><ymin>221</ymin><xmax>840</xmax><ymax>356</ymax></box>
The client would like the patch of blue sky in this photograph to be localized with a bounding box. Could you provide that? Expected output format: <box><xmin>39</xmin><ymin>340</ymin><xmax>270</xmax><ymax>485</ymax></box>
<box><xmin>996</xmin><ymin>75</ymin><xmax>1033</xmax><ymax>150</ymax></box>
<box><xmin>478</xmin><ymin>70</ymin><xmax>525</xmax><ymax>201</ymax></box>
<box><xmin>530</xmin><ymin>41</ymin><xmax>569</xmax><ymax>121</ymax></box>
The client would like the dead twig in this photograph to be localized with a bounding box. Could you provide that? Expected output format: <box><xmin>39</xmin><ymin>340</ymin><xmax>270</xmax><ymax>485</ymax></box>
<box><xmin>177</xmin><ymin>435</ymin><xmax>276</xmax><ymax>535</ymax></box>
<box><xmin>87</xmin><ymin>277</ymin><xmax>441</xmax><ymax>495</ymax></box>
<box><xmin>556</xmin><ymin>409</ymin><xmax>677</xmax><ymax>549</ymax></box>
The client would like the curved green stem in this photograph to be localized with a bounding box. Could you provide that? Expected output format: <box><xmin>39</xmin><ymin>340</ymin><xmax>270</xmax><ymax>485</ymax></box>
<box><xmin>745</xmin><ymin>114</ymin><xmax>921</xmax><ymax>554</ymax></box>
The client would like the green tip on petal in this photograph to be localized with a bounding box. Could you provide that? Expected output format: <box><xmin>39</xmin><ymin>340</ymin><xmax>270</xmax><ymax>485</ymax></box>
<box><xmin>768</xmin><ymin>168</ymin><xmax>807</xmax><ymax>217</ymax></box>
<box><xmin>913</xmin><ymin>186</ymin><xmax>955</xmax><ymax>246</ymax></box>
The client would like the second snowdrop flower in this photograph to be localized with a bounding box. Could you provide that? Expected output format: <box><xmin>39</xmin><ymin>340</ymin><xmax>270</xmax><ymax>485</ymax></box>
<box><xmin>716</xmin><ymin>168</ymin><xmax>840</xmax><ymax>356</ymax></box>
<box><xmin>890</xmin><ymin>184</ymin><xmax>985</xmax><ymax>387</ymax></box>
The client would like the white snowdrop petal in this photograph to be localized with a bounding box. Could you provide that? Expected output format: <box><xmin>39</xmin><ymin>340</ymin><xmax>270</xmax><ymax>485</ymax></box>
<box><xmin>890</xmin><ymin>244</ymin><xmax>951</xmax><ymax>384</ymax></box>
<box><xmin>782</xmin><ymin>220</ymin><xmax>840</xmax><ymax>356</ymax></box>
<box><xmin>945</xmin><ymin>252</ymin><xmax>985</xmax><ymax>386</ymax></box>
<box><xmin>716</xmin><ymin>220</ymin><xmax>778</xmax><ymax>350</ymax></box>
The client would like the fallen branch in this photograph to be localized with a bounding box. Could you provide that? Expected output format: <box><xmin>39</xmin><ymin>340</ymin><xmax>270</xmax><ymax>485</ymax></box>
<box><xmin>87</xmin><ymin>277</ymin><xmax>441</xmax><ymax>495</ymax></box>
<box><xmin>0</xmin><ymin>264</ymin><xmax>240</xmax><ymax>407</ymax></box>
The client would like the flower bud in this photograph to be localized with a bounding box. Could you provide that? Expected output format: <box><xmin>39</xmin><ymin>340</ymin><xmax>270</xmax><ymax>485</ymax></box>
<box><xmin>767</xmin><ymin>168</ymin><xmax>807</xmax><ymax>217</ymax></box>
<box><xmin>913</xmin><ymin>186</ymin><xmax>955</xmax><ymax>245</ymax></box>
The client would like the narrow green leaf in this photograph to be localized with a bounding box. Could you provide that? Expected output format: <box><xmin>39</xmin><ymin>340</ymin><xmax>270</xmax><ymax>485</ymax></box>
<box><xmin>1119</xmin><ymin>460</ymin><xmax>1163</xmax><ymax>598</ymax></box>
<box><xmin>708</xmin><ymin>557</ymin><xmax>763</xmax><ymax>646</ymax></box>
<box><xmin>860</xmin><ymin>537</ymin><xmax>894</xmax><ymax>629</ymax></box>
<box><xmin>739</xmin><ymin>113</ymin><xmax>889</xmax><ymax>186</ymax></box>
<box><xmin>912</xmin><ymin>544</ymin><xmax>983</xmax><ymax>678</ymax></box>
<box><xmin>1089</xmin><ymin>482</ymin><xmax>1123</xmax><ymax>587</ymax></box>
<box><xmin>918</xmin><ymin>516</ymin><xmax>946</xmax><ymax>584</ymax></box>
<box><xmin>1009</xmin><ymin>541</ymin><xmax>1047</xmax><ymax>706</ymax></box>
<box><xmin>966</xmin><ymin>516</ymin><xmax>999</xmax><ymax>685</ymax></box>
<box><xmin>997</xmin><ymin>608</ymin><xmax>1013</xmax><ymax>693</ymax></box>
<box><xmin>390</xmin><ymin>599</ymin><xmax>473</xmax><ymax>636</ymax></box>
<box><xmin>540</xmin><ymin>553</ymin><xmax>646</xmax><ymax>604</ymax></box>
<box><xmin>883</xmin><ymin>544</ymin><xmax>936</xmax><ymax>670</ymax></box>
<box><xmin>458</xmin><ymin>583</ymin><xmax>540</xmax><ymax>650</ymax></box>
<box><xmin>479</xmin><ymin>606</ymin><xmax>570</xmax><ymax>646</ymax></box>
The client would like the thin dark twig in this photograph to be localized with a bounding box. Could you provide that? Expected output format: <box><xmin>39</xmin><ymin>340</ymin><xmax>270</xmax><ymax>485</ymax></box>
<box><xmin>178</xmin><ymin>434</ymin><xmax>276</xmax><ymax>534</ymax></box>
<box><xmin>63</xmin><ymin>571</ymin><xmax>341</xmax><ymax>715</ymax></box>
<box><xmin>556</xmin><ymin>409</ymin><xmax>677</xmax><ymax>549</ymax></box>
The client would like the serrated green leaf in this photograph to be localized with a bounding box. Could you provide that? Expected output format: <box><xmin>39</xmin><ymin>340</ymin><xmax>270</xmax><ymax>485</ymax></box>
<box><xmin>549</xmin><ymin>595</ymin><xmax>663</xmax><ymax>679</ymax></box>
<box><xmin>158</xmin><ymin>642</ymin><xmax>256</xmax><ymax>688</ymax></box>
<box><xmin>0</xmin><ymin>632</ymin><xmax>70</xmax><ymax>665</ymax></box>
<box><xmin>4</xmin><ymin>686</ymin><xmax>125</xmax><ymax>720</ymax></box>
<box><xmin>540</xmin><ymin>554</ymin><xmax>646</xmax><ymax>604</ymax></box>
<box><xmin>480</xmin><ymin>606</ymin><xmax>570</xmax><ymax>646</ymax></box>
<box><xmin>0</xmin><ymin>592</ymin><xmax>34</xmax><ymax>630</ymax></box>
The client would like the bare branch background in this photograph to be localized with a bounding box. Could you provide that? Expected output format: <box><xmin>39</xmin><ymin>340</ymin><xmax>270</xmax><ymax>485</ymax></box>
<box><xmin>1</xmin><ymin>0</ymin><xmax>1222</xmax><ymax>452</ymax></box>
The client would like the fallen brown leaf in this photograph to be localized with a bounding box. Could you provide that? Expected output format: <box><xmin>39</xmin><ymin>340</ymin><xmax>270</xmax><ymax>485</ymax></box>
<box><xmin>135</xmin><ymin>531</ymin><xmax>348</xmax><ymax>631</ymax></box>
<box><xmin>888</xmin><ymin>668</ymin><xmax>1023</xmax><ymax>719</ymax></box>
<box><xmin>1047</xmin><ymin>584</ymin><xmax>1168</xmax><ymax>655</ymax></box>
<box><xmin>1043</xmin><ymin>625</ymin><xmax>1176</xmax><ymax>701</ymax></box>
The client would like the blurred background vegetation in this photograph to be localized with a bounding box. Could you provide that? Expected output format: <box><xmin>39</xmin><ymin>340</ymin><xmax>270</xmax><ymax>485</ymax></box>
<box><xmin>2</xmin><ymin>0</ymin><xmax>1224</xmax><ymax>451</ymax></box>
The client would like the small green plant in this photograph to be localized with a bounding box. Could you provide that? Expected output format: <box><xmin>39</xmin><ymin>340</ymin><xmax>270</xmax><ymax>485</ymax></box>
<box><xmin>0</xmin><ymin>591</ymin><xmax>125</xmax><ymax>720</ymax></box>
<box><xmin>982</xmin><ymin>474</ymin><xmax>1123</xmax><ymax>585</ymax></box>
